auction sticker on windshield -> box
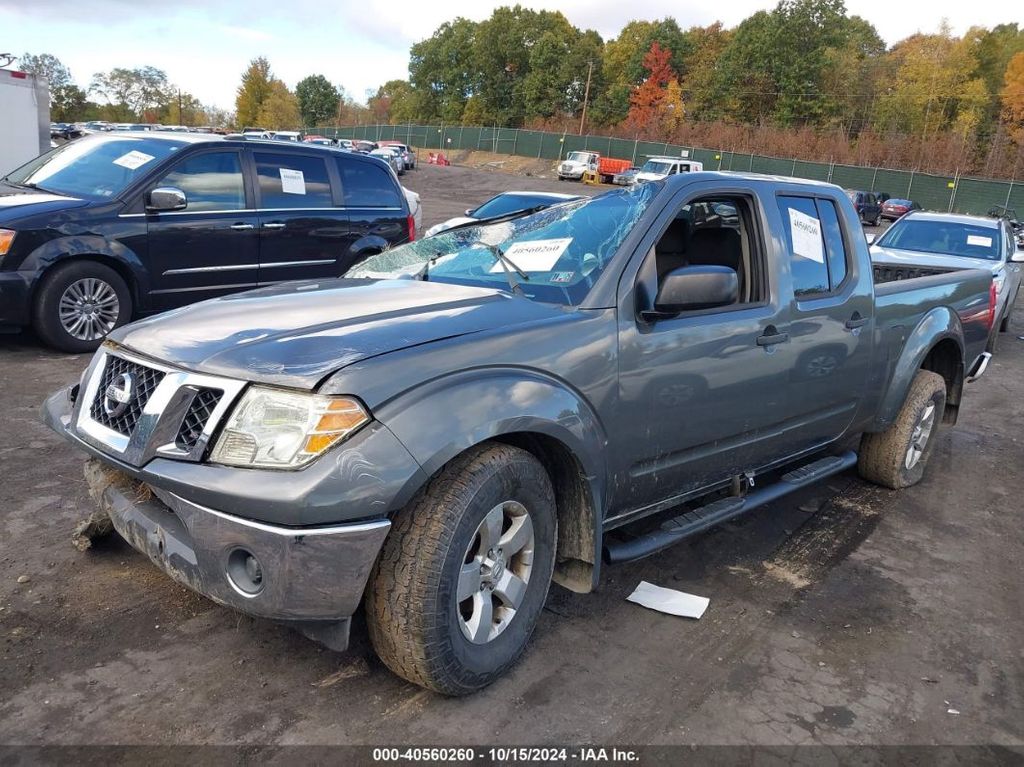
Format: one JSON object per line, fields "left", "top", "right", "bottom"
{"left": 789, "top": 208, "right": 824, "bottom": 263}
{"left": 967, "top": 235, "right": 993, "bottom": 248}
{"left": 489, "top": 238, "right": 572, "bottom": 273}
{"left": 112, "top": 150, "right": 155, "bottom": 170}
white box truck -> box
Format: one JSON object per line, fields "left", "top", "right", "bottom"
{"left": 0, "top": 68, "right": 50, "bottom": 175}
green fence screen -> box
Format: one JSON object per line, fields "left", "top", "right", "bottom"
{"left": 317, "top": 124, "right": 1024, "bottom": 217}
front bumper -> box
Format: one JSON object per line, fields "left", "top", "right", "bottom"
{"left": 84, "top": 459, "right": 389, "bottom": 632}
{"left": 0, "top": 270, "right": 33, "bottom": 327}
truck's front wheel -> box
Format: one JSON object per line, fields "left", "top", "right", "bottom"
{"left": 858, "top": 370, "right": 946, "bottom": 489}
{"left": 366, "top": 443, "right": 556, "bottom": 695}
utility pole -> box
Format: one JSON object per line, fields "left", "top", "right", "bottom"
{"left": 578, "top": 60, "right": 593, "bottom": 136}
{"left": 177, "top": 89, "right": 183, "bottom": 124}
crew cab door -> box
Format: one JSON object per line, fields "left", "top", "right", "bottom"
{"left": 143, "top": 148, "right": 259, "bottom": 311}
{"left": 774, "top": 194, "right": 873, "bottom": 446}
{"left": 250, "top": 149, "right": 353, "bottom": 284}
{"left": 611, "top": 186, "right": 797, "bottom": 514}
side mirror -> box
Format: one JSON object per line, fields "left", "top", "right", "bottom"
{"left": 465, "top": 209, "right": 474, "bottom": 216}
{"left": 648, "top": 265, "right": 739, "bottom": 317}
{"left": 147, "top": 187, "right": 187, "bottom": 212}
{"left": 865, "top": 233, "right": 876, "bottom": 245}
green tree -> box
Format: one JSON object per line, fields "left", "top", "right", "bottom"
{"left": 235, "top": 57, "right": 274, "bottom": 127}
{"left": 18, "top": 52, "right": 72, "bottom": 90}
{"left": 296, "top": 74, "right": 340, "bottom": 127}
{"left": 409, "top": 18, "right": 478, "bottom": 122}
{"left": 679, "top": 23, "right": 733, "bottom": 122}
{"left": 368, "top": 80, "right": 418, "bottom": 124}
{"left": 89, "top": 66, "right": 172, "bottom": 120}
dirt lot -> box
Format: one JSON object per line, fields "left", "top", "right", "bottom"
{"left": 0, "top": 162, "right": 1020, "bottom": 748}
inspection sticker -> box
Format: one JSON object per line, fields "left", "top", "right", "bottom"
{"left": 550, "top": 271, "right": 575, "bottom": 283}
{"left": 279, "top": 168, "right": 306, "bottom": 195}
{"left": 112, "top": 150, "right": 155, "bottom": 170}
{"left": 966, "top": 235, "right": 992, "bottom": 248}
{"left": 789, "top": 208, "right": 824, "bottom": 263}
{"left": 489, "top": 238, "right": 572, "bottom": 273}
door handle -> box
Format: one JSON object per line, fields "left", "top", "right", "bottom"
{"left": 262, "top": 222, "right": 286, "bottom": 230}
{"left": 756, "top": 326, "right": 790, "bottom": 346}
{"left": 845, "top": 313, "right": 869, "bottom": 330}
{"left": 229, "top": 223, "right": 255, "bottom": 230}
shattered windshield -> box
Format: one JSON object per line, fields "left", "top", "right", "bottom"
{"left": 348, "top": 183, "right": 658, "bottom": 306}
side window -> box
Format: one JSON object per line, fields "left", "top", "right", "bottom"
{"left": 817, "top": 199, "right": 848, "bottom": 289}
{"left": 647, "top": 195, "right": 762, "bottom": 308}
{"left": 253, "top": 152, "right": 332, "bottom": 209}
{"left": 778, "top": 196, "right": 830, "bottom": 297}
{"left": 155, "top": 151, "right": 244, "bottom": 212}
{"left": 336, "top": 158, "right": 403, "bottom": 208}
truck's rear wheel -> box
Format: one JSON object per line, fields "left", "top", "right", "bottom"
{"left": 858, "top": 370, "right": 946, "bottom": 489}
{"left": 366, "top": 443, "right": 556, "bottom": 695}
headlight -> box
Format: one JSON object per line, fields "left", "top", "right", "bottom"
{"left": 0, "top": 229, "right": 15, "bottom": 258}
{"left": 210, "top": 387, "right": 368, "bottom": 469}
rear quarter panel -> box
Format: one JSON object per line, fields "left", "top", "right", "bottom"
{"left": 868, "top": 269, "right": 991, "bottom": 430}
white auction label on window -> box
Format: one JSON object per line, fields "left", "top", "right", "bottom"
{"left": 966, "top": 234, "right": 992, "bottom": 247}
{"left": 279, "top": 168, "right": 306, "bottom": 195}
{"left": 789, "top": 208, "right": 824, "bottom": 263}
{"left": 112, "top": 150, "right": 155, "bottom": 170}
{"left": 489, "top": 238, "right": 572, "bottom": 273}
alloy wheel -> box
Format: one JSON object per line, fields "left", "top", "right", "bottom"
{"left": 58, "top": 278, "right": 120, "bottom": 341}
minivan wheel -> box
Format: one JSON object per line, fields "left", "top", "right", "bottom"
{"left": 857, "top": 370, "right": 946, "bottom": 489}
{"left": 366, "top": 442, "right": 556, "bottom": 695}
{"left": 34, "top": 261, "right": 132, "bottom": 353}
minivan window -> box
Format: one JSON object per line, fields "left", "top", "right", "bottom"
{"left": 254, "top": 152, "right": 332, "bottom": 209}
{"left": 155, "top": 151, "right": 245, "bottom": 212}
{"left": 3, "top": 135, "right": 183, "bottom": 201}
{"left": 337, "top": 158, "right": 402, "bottom": 208}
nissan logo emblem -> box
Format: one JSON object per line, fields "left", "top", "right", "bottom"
{"left": 103, "top": 372, "right": 134, "bottom": 418}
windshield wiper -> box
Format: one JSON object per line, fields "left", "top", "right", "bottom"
{"left": 413, "top": 249, "right": 447, "bottom": 281}
{"left": 442, "top": 204, "right": 552, "bottom": 234}
{"left": 471, "top": 240, "right": 529, "bottom": 296}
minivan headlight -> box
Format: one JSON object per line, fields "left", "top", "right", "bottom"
{"left": 0, "top": 229, "right": 15, "bottom": 258}
{"left": 210, "top": 387, "right": 368, "bottom": 469}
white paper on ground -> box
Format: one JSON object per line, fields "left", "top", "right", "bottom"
{"left": 626, "top": 581, "right": 709, "bottom": 619}
{"left": 489, "top": 237, "right": 572, "bottom": 273}
{"left": 112, "top": 150, "right": 155, "bottom": 170}
{"left": 279, "top": 168, "right": 306, "bottom": 195}
{"left": 788, "top": 208, "right": 825, "bottom": 263}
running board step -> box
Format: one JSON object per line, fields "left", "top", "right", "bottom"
{"left": 603, "top": 450, "right": 858, "bottom": 564}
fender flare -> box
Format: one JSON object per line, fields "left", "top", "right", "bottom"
{"left": 871, "top": 306, "right": 965, "bottom": 431}
{"left": 375, "top": 368, "right": 608, "bottom": 589}
{"left": 24, "top": 235, "right": 150, "bottom": 304}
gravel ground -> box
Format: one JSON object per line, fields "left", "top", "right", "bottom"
{"left": 0, "top": 163, "right": 1018, "bottom": 749}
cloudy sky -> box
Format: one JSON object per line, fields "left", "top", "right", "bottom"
{"left": 0, "top": 0, "right": 1015, "bottom": 110}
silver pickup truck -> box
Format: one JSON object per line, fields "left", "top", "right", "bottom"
{"left": 43, "top": 172, "right": 994, "bottom": 695}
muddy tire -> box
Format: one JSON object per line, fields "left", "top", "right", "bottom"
{"left": 366, "top": 442, "right": 556, "bottom": 695}
{"left": 858, "top": 370, "right": 946, "bottom": 490}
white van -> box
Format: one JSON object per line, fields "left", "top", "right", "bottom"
{"left": 635, "top": 157, "right": 703, "bottom": 183}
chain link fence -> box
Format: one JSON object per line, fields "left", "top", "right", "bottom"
{"left": 317, "top": 124, "right": 1024, "bottom": 217}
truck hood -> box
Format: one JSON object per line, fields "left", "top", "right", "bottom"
{"left": 870, "top": 244, "right": 1001, "bottom": 274}
{"left": 110, "top": 278, "right": 565, "bottom": 389}
{"left": 0, "top": 183, "right": 89, "bottom": 218}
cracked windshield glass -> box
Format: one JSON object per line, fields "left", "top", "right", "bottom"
{"left": 348, "top": 183, "right": 658, "bottom": 306}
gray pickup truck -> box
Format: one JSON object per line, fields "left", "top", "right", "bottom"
{"left": 42, "top": 172, "right": 994, "bottom": 695}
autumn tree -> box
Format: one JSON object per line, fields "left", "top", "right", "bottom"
{"left": 235, "top": 57, "right": 274, "bottom": 127}
{"left": 625, "top": 42, "right": 682, "bottom": 136}
{"left": 256, "top": 80, "right": 300, "bottom": 129}
{"left": 89, "top": 66, "right": 172, "bottom": 121}
{"left": 1003, "top": 51, "right": 1024, "bottom": 143}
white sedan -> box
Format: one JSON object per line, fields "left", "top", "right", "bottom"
{"left": 424, "top": 191, "right": 580, "bottom": 237}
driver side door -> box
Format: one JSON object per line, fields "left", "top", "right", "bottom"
{"left": 143, "top": 148, "right": 259, "bottom": 311}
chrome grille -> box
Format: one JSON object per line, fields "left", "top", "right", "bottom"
{"left": 175, "top": 389, "right": 223, "bottom": 451}
{"left": 88, "top": 356, "right": 165, "bottom": 436}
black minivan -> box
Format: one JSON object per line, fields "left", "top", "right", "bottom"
{"left": 0, "top": 133, "right": 413, "bottom": 351}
